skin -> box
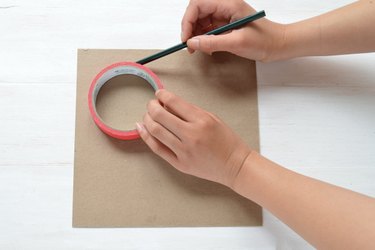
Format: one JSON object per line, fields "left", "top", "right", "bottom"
{"left": 136, "top": 0, "right": 375, "bottom": 248}
{"left": 181, "top": 0, "right": 375, "bottom": 62}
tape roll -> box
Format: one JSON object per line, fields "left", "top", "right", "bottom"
{"left": 88, "top": 62, "right": 163, "bottom": 140}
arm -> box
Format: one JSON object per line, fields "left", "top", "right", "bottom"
{"left": 277, "top": 0, "right": 375, "bottom": 60}
{"left": 234, "top": 151, "right": 375, "bottom": 249}
{"left": 181, "top": 0, "right": 375, "bottom": 62}
{"left": 137, "top": 89, "right": 375, "bottom": 249}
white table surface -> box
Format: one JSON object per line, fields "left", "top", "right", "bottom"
{"left": 1, "top": 0, "right": 374, "bottom": 249}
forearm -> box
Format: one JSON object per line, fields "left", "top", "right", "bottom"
{"left": 233, "top": 151, "right": 375, "bottom": 249}
{"left": 276, "top": 0, "right": 375, "bottom": 60}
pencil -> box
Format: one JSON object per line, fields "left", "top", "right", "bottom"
{"left": 136, "top": 10, "right": 266, "bottom": 65}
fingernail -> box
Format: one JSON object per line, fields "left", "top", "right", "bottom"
{"left": 189, "top": 38, "right": 200, "bottom": 50}
{"left": 181, "top": 31, "right": 184, "bottom": 41}
{"left": 155, "top": 89, "right": 160, "bottom": 96}
{"left": 136, "top": 122, "right": 144, "bottom": 133}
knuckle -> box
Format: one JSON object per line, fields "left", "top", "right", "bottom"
{"left": 190, "top": 136, "right": 202, "bottom": 147}
{"left": 199, "top": 115, "right": 215, "bottom": 129}
{"left": 161, "top": 92, "right": 176, "bottom": 106}
{"left": 183, "top": 140, "right": 193, "bottom": 152}
{"left": 148, "top": 102, "right": 162, "bottom": 118}
{"left": 209, "top": 37, "right": 217, "bottom": 52}
{"left": 200, "top": 37, "right": 214, "bottom": 54}
{"left": 150, "top": 142, "right": 162, "bottom": 155}
{"left": 148, "top": 123, "right": 162, "bottom": 136}
{"left": 184, "top": 129, "right": 203, "bottom": 147}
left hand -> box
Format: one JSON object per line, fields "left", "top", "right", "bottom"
{"left": 136, "top": 89, "right": 252, "bottom": 188}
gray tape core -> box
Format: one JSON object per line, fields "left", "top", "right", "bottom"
{"left": 93, "top": 65, "right": 158, "bottom": 104}
{"left": 92, "top": 65, "right": 158, "bottom": 132}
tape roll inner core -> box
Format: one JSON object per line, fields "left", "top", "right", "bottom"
{"left": 93, "top": 65, "right": 158, "bottom": 131}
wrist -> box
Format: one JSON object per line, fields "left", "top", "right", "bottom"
{"left": 274, "top": 18, "right": 323, "bottom": 61}
{"left": 264, "top": 23, "right": 297, "bottom": 62}
{"left": 224, "top": 143, "right": 252, "bottom": 189}
{"left": 272, "top": 23, "right": 294, "bottom": 61}
{"left": 230, "top": 150, "right": 260, "bottom": 199}
{"left": 261, "top": 23, "right": 289, "bottom": 62}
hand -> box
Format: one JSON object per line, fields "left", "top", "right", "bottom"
{"left": 136, "top": 89, "right": 252, "bottom": 188}
{"left": 181, "top": 0, "right": 287, "bottom": 62}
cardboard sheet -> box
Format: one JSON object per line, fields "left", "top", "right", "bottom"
{"left": 73, "top": 49, "right": 262, "bottom": 227}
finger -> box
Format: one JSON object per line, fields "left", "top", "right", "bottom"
{"left": 143, "top": 113, "right": 182, "bottom": 152}
{"left": 156, "top": 89, "right": 203, "bottom": 122}
{"left": 181, "top": 2, "right": 198, "bottom": 42}
{"left": 187, "top": 47, "right": 195, "bottom": 54}
{"left": 186, "top": 32, "right": 238, "bottom": 54}
{"left": 136, "top": 122, "right": 178, "bottom": 166}
{"left": 197, "top": 16, "right": 213, "bottom": 33}
{"left": 181, "top": 0, "right": 254, "bottom": 42}
{"left": 181, "top": 0, "right": 216, "bottom": 42}
{"left": 147, "top": 99, "right": 186, "bottom": 137}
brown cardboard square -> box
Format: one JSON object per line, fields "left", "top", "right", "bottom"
{"left": 73, "top": 49, "right": 262, "bottom": 227}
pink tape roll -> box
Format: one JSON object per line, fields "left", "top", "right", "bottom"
{"left": 88, "top": 62, "right": 163, "bottom": 140}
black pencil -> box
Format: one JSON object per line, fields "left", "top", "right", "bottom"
{"left": 136, "top": 10, "right": 266, "bottom": 65}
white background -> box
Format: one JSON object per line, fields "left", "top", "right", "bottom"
{"left": 1, "top": 0, "right": 374, "bottom": 249}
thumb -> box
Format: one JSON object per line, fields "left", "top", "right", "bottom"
{"left": 187, "top": 34, "right": 234, "bottom": 54}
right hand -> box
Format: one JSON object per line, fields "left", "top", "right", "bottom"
{"left": 181, "top": 0, "right": 287, "bottom": 62}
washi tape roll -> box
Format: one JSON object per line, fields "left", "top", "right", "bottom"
{"left": 88, "top": 62, "right": 163, "bottom": 140}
